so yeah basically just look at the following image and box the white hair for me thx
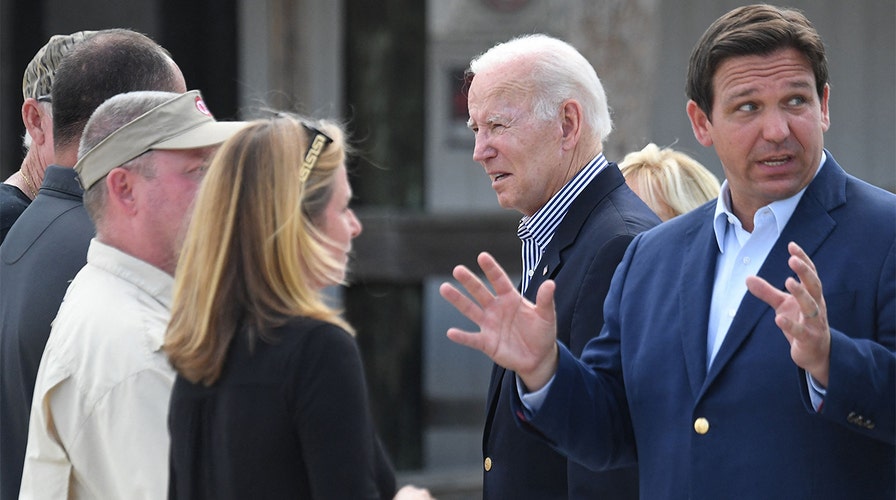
[20,101,53,151]
[469,34,612,141]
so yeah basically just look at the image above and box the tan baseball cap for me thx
[75,90,248,190]
[23,30,97,101]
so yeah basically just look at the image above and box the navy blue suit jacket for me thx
[483,164,659,499]
[517,152,895,499]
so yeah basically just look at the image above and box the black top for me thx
[168,316,396,500]
[0,182,30,244]
[0,165,93,500]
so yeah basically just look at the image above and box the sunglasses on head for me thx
[299,123,333,184]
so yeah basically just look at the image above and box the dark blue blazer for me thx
[517,152,896,499]
[483,164,659,499]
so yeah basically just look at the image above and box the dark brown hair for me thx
[52,29,183,151]
[686,4,828,117]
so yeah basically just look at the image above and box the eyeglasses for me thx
[36,95,52,103]
[299,123,333,184]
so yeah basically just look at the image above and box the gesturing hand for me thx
[439,252,559,391]
[746,241,831,386]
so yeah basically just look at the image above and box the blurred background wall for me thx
[2,0,893,497]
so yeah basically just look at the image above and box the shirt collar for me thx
[712,151,826,252]
[518,153,608,248]
[87,238,174,310]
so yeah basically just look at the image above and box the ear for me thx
[559,99,584,150]
[819,83,831,132]
[21,98,49,146]
[686,100,714,147]
[105,168,139,215]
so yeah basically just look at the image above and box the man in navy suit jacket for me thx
[443,5,894,499]
[464,34,658,498]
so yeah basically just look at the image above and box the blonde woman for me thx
[619,143,720,221]
[165,114,431,500]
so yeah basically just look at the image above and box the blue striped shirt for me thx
[518,154,609,293]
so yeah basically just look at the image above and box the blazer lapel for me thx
[703,153,844,390]
[525,166,625,301]
[678,205,719,397]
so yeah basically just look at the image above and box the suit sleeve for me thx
[513,240,639,471]
[814,243,895,444]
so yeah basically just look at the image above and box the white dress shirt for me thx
[19,239,175,499]
[518,153,608,293]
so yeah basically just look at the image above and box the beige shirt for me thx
[19,239,175,499]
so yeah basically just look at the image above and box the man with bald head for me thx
[0,29,186,500]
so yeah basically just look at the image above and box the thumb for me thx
[535,279,557,322]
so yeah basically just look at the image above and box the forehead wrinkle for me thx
[716,51,815,99]
[468,78,530,128]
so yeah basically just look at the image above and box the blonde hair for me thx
[620,143,720,220]
[165,114,353,386]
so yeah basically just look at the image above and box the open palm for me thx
[439,252,559,390]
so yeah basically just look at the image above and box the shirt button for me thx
[694,417,710,435]
[484,457,492,471]
[742,256,751,264]
[527,270,534,277]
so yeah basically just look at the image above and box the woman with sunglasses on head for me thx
[164,114,432,500]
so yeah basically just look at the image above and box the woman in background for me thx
[165,114,431,500]
[619,142,721,221]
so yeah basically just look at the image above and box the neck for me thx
[98,230,176,277]
[21,150,46,182]
[7,151,44,199]
[571,138,601,166]
[53,144,79,169]
[565,146,601,179]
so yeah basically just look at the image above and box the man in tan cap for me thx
[19,90,245,499]
[0,31,95,243]
[0,29,187,500]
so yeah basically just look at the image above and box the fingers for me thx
[451,263,494,307]
[784,276,820,321]
[477,251,518,295]
[393,484,434,500]
[785,242,824,320]
[446,327,488,352]
[748,242,831,384]
[439,282,493,354]
[439,281,484,325]
[747,242,824,321]
[745,275,786,310]
[788,241,817,274]
[534,279,557,322]
[442,252,525,321]
[788,243,820,293]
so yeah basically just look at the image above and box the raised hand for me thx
[746,241,831,386]
[439,252,559,391]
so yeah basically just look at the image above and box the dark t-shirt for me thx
[168,317,396,500]
[0,183,31,244]
[0,165,93,500]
